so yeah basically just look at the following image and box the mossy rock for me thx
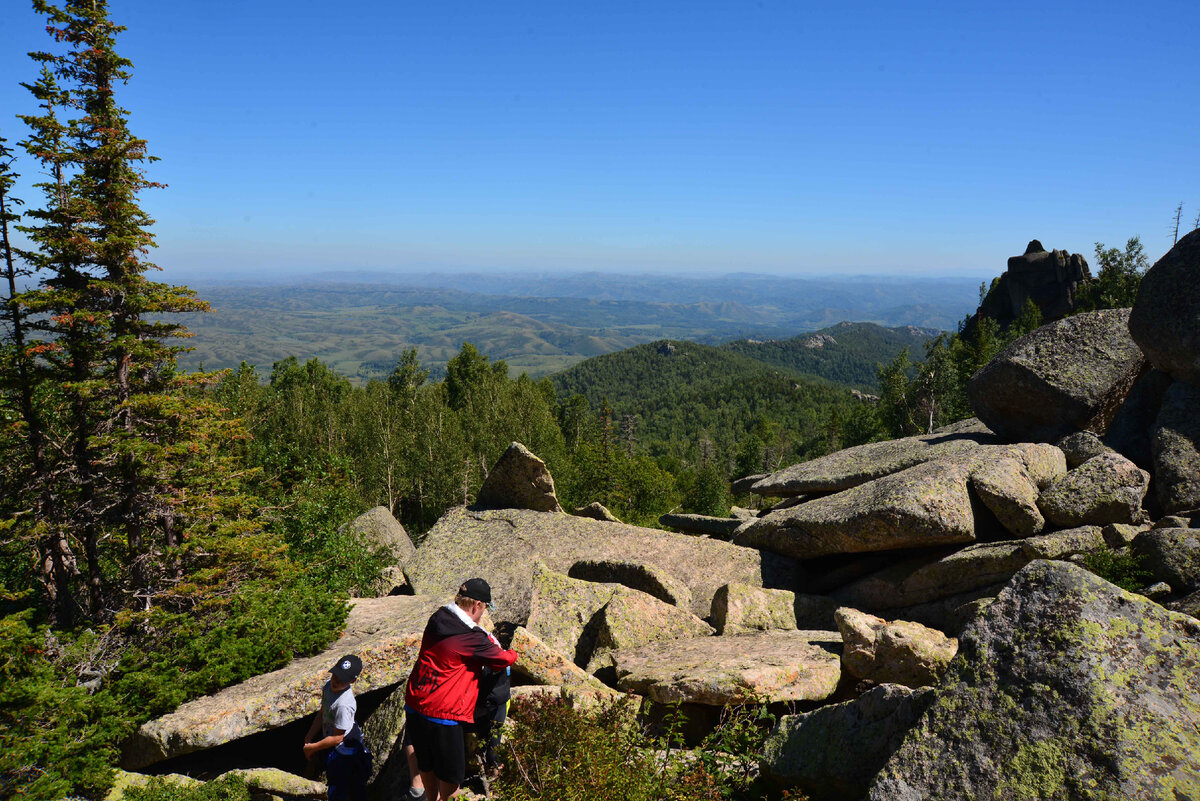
[866,560,1200,799]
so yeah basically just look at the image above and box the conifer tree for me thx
[9,0,209,621]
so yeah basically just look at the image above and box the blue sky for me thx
[1,0,1197,279]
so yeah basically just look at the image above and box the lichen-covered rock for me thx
[1134,528,1200,593]
[1018,525,1105,560]
[1102,522,1147,547]
[1152,380,1200,514]
[1002,442,1068,488]
[1103,367,1173,469]
[793,592,840,630]
[614,630,842,705]
[835,608,957,688]
[886,584,1003,637]
[658,512,742,539]
[1055,430,1111,469]
[751,425,997,496]
[525,562,621,662]
[1129,227,1200,386]
[105,771,202,801]
[834,542,1029,611]
[407,507,795,622]
[360,682,406,783]
[341,505,414,563]
[567,558,692,609]
[221,769,325,799]
[123,595,444,770]
[866,560,1200,800]
[1037,451,1150,526]
[525,563,712,672]
[761,684,935,801]
[710,582,797,635]
[969,456,1044,536]
[967,309,1146,443]
[474,441,563,512]
[508,626,615,694]
[573,501,621,522]
[587,586,714,673]
[1169,590,1200,619]
[736,460,977,559]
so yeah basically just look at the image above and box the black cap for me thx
[330,654,362,683]
[459,577,492,604]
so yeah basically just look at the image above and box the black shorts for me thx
[407,713,465,785]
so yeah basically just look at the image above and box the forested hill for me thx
[548,340,855,464]
[721,322,940,390]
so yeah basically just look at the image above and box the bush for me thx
[1082,548,1154,592]
[497,693,722,801]
[125,774,250,801]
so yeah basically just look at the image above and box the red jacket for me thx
[405,605,519,723]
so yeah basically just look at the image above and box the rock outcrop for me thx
[474,441,564,512]
[123,595,444,770]
[1152,380,1200,514]
[1037,451,1149,526]
[761,684,935,801]
[835,607,957,688]
[659,512,742,539]
[963,240,1092,335]
[866,560,1200,799]
[750,421,997,496]
[1128,227,1200,386]
[1134,528,1200,593]
[573,501,621,522]
[710,582,797,635]
[406,506,796,621]
[614,630,842,705]
[341,505,414,562]
[967,309,1146,443]
[737,460,978,559]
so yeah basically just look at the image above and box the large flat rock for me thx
[967,309,1146,443]
[406,507,797,621]
[613,630,842,705]
[833,528,1105,612]
[736,460,977,559]
[751,421,998,496]
[122,595,444,770]
[867,561,1200,799]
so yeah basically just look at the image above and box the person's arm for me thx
[469,628,519,670]
[303,728,345,758]
[303,709,322,744]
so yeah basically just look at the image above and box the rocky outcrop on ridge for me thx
[123,595,444,770]
[614,630,842,705]
[405,506,796,621]
[866,560,1200,799]
[473,441,564,512]
[962,239,1091,336]
[967,309,1146,443]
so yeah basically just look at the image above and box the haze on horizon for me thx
[1,0,1197,282]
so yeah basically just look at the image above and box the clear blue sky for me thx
[2,0,1197,279]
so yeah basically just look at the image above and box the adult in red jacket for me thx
[404,578,518,801]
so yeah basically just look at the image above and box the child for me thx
[304,654,368,794]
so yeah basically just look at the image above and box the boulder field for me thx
[117,233,1200,799]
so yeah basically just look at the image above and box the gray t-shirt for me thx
[322,680,356,738]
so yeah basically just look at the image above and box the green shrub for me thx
[0,601,122,801]
[1082,548,1154,592]
[497,693,722,801]
[125,774,250,801]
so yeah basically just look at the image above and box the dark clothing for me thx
[407,711,467,785]
[404,605,518,723]
[325,725,370,801]
[467,665,511,770]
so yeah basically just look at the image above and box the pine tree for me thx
[9,0,209,621]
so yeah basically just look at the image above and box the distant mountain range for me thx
[174,273,973,380]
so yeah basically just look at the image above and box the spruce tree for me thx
[10,0,209,621]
